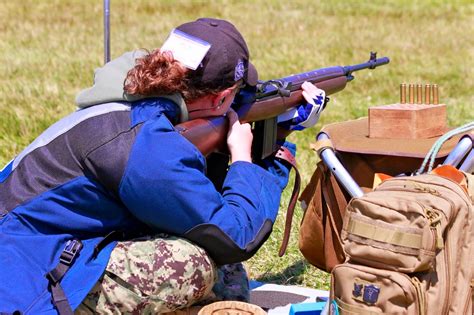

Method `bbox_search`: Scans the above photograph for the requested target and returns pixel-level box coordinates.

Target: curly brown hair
[124,49,232,102]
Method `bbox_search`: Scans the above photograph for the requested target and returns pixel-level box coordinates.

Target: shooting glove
[277,84,327,131]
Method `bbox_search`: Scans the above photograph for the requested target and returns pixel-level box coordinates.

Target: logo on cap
[234,59,245,81]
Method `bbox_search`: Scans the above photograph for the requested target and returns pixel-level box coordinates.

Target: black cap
[176,18,258,87]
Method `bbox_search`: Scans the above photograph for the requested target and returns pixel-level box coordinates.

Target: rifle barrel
[256,56,390,100]
[343,56,390,75]
[281,66,346,91]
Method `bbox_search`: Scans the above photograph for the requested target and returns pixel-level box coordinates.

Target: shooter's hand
[277,81,327,131]
[226,109,253,163]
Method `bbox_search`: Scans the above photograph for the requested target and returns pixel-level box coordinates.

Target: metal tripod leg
[442,136,473,168]
[316,132,364,198]
[459,149,474,173]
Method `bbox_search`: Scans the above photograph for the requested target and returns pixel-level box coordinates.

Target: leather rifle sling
[275,146,301,257]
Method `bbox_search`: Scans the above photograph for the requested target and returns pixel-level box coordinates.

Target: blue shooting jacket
[0,97,293,314]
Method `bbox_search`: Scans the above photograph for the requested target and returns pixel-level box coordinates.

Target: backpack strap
[471,279,474,315]
[465,171,474,315]
[275,146,301,257]
[45,239,83,315]
[463,171,474,203]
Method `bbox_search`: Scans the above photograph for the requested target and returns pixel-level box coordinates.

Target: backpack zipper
[336,264,428,314]
[410,276,426,315]
[383,177,471,210]
[424,207,444,250]
[441,237,451,315]
[375,184,455,224]
[463,281,474,315]
[423,207,451,315]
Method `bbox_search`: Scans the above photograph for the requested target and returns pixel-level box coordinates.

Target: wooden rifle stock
[176,76,348,157]
[176,53,390,157]
[241,76,347,122]
[175,116,229,156]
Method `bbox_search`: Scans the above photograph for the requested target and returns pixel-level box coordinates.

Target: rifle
[175,52,390,160]
[177,52,390,256]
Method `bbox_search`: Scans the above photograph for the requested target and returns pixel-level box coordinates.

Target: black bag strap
[93,230,150,258]
[45,239,83,315]
[93,230,126,258]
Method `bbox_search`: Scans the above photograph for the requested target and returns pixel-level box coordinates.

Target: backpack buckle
[59,239,83,266]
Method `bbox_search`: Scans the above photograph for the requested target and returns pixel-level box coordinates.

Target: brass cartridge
[432,84,439,105]
[400,83,407,104]
[416,84,423,104]
[408,84,415,104]
[425,84,431,104]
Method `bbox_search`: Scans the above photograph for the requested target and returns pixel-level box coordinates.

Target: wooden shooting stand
[368,83,447,139]
[319,117,462,190]
[368,103,447,139]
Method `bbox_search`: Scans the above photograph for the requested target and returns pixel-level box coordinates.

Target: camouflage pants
[75,235,249,314]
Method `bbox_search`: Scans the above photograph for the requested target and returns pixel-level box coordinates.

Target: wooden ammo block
[368,103,447,139]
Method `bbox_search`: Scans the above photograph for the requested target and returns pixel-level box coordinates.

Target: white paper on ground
[250,281,329,315]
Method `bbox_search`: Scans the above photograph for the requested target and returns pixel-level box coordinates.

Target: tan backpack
[330,172,474,314]
[298,146,441,273]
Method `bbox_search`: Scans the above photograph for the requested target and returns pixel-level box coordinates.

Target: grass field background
[1,0,472,290]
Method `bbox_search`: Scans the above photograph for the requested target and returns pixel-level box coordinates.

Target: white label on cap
[160,29,211,70]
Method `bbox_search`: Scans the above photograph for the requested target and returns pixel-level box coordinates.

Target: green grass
[1,0,473,291]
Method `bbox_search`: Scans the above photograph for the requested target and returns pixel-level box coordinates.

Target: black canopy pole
[104,0,110,64]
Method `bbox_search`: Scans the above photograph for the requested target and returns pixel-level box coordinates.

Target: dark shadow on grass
[254,259,308,285]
